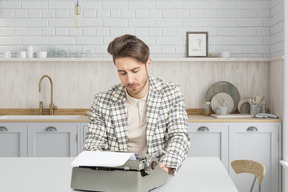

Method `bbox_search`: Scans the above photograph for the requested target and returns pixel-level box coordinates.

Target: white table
[0,157,237,192]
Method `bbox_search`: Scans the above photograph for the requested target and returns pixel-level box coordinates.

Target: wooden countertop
[0,114,281,123]
[188,115,281,123]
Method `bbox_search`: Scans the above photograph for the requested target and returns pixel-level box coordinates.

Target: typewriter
[71,151,170,192]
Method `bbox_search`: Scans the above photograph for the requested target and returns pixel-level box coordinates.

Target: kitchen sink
[0,115,82,120]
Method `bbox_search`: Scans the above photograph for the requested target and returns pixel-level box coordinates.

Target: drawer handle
[45,127,57,132]
[0,127,8,132]
[247,127,258,132]
[197,126,209,132]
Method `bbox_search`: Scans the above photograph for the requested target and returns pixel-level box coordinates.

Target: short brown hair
[107,34,150,64]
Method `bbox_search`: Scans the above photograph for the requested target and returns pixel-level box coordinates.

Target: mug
[19,51,27,58]
[38,51,47,58]
[4,51,11,58]
[221,51,230,58]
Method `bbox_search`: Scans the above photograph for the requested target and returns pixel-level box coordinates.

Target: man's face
[115,57,151,99]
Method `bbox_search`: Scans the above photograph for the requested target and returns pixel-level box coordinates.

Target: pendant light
[74,0,81,29]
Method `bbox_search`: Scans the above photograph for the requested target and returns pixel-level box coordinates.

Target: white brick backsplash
[29,10,41,18]
[129,19,154,27]
[49,2,74,9]
[0,1,21,9]
[0,0,283,58]
[156,19,182,27]
[1,10,14,18]
[129,2,154,9]
[183,2,209,9]
[22,19,48,27]
[22,2,48,9]
[56,28,69,36]
[84,10,97,18]
[103,1,127,9]
[22,37,48,45]
[103,19,127,27]
[15,28,27,36]
[156,2,182,9]
[176,10,189,18]
[156,37,183,45]
[149,10,162,18]
[76,37,102,45]
[238,37,263,45]
[111,10,121,18]
[210,2,235,9]
[135,10,149,18]
[163,10,175,18]
[122,10,134,18]
[0,28,14,36]
[237,19,263,27]
[122,28,134,35]
[28,28,41,36]
[41,28,54,36]
[96,28,109,36]
[135,28,148,36]
[49,19,73,27]
[83,28,95,36]
[56,10,70,18]
[42,10,55,18]
[97,10,110,18]
[49,37,75,45]
[15,10,28,18]
[149,28,161,36]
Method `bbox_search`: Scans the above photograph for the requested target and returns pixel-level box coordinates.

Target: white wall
[0,0,278,58]
[271,0,284,57]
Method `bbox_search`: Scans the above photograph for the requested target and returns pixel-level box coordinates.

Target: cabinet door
[0,124,27,157]
[28,123,78,157]
[188,123,229,171]
[79,123,88,154]
[229,123,280,192]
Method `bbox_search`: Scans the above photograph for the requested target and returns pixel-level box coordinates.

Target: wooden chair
[231,160,266,192]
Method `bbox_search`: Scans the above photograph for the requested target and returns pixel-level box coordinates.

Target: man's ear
[146,58,151,71]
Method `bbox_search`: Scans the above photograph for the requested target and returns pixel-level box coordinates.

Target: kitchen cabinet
[79,123,88,153]
[229,123,280,192]
[187,123,229,170]
[0,123,27,157]
[188,121,281,192]
[28,123,78,157]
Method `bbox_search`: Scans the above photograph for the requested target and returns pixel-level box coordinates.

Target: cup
[4,51,11,58]
[221,51,230,58]
[27,46,33,52]
[18,51,27,58]
[250,104,259,116]
[27,51,33,58]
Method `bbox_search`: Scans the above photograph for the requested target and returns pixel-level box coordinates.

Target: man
[84,34,190,175]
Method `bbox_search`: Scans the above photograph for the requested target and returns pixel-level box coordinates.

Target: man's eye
[120,72,126,75]
[132,70,139,73]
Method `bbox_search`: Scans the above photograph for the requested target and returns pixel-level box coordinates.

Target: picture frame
[186,32,208,57]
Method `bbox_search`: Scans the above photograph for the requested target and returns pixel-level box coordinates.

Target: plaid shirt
[84,76,190,169]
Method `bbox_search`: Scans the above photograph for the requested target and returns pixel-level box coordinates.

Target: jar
[203,101,211,116]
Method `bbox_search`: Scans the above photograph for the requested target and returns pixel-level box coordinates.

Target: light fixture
[74,0,81,29]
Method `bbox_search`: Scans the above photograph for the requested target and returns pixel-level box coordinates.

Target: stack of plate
[206,81,240,114]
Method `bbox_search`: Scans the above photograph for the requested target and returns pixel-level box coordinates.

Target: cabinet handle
[197,126,209,132]
[247,127,258,132]
[0,127,8,132]
[45,127,57,132]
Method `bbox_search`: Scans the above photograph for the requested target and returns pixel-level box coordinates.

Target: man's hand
[159,163,175,176]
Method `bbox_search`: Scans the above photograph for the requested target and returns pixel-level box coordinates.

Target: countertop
[0,114,281,123]
[0,157,237,192]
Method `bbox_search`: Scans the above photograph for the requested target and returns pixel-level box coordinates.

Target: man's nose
[127,73,134,84]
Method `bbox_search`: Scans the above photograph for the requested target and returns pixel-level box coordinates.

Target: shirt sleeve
[84,94,109,151]
[159,85,191,170]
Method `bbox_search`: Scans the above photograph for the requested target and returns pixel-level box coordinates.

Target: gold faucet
[39,75,57,115]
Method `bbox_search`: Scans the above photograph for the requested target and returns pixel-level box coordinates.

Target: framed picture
[186,32,208,57]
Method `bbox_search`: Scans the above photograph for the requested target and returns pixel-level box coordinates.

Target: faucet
[39,75,57,115]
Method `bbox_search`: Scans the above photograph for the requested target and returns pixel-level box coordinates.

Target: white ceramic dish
[237,97,250,114]
[210,92,234,114]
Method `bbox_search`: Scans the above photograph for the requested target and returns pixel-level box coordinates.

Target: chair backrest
[231,160,266,185]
